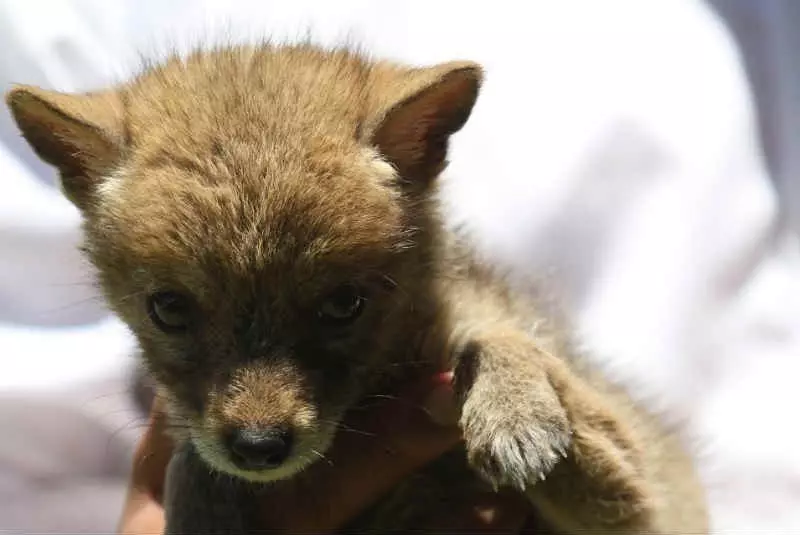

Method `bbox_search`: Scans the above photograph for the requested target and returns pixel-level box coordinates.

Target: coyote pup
[7,43,708,533]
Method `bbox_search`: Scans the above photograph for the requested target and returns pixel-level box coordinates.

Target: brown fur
[6,41,708,533]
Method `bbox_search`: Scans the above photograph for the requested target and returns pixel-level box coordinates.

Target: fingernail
[423,377,460,427]
[433,371,455,385]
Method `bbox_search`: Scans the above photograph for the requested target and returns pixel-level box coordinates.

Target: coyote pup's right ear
[371,62,482,187]
[6,85,124,211]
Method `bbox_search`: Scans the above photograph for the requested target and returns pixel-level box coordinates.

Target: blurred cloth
[0,378,139,533]
[1,0,800,532]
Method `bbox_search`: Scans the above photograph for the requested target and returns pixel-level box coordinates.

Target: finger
[423,490,531,532]
[117,496,166,535]
[129,396,174,503]
[258,372,462,531]
[118,397,172,534]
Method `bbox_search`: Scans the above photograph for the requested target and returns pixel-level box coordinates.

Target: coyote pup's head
[6,44,481,481]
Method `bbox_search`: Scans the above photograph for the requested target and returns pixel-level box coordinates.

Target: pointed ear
[5,85,124,211]
[371,62,482,188]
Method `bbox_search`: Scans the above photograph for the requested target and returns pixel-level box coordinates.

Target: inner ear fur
[5,85,124,210]
[370,62,483,187]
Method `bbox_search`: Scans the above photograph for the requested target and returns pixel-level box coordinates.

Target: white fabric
[1,0,799,531]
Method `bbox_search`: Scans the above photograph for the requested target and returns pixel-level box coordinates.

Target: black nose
[228,427,293,470]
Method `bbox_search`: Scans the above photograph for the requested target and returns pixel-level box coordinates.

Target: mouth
[189,421,338,483]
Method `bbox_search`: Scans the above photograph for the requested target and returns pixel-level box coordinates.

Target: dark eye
[147,291,194,332]
[317,284,365,327]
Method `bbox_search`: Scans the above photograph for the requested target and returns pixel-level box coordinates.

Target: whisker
[351,396,428,416]
[47,280,99,289]
[92,407,147,421]
[38,296,107,316]
[319,418,377,438]
[79,389,138,408]
[361,393,400,401]
[116,290,149,304]
[336,424,376,438]
[310,448,334,467]
[105,418,151,455]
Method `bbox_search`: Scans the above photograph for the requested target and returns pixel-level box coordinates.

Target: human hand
[118,372,535,534]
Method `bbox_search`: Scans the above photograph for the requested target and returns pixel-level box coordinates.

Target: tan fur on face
[194,361,338,482]
[216,364,317,431]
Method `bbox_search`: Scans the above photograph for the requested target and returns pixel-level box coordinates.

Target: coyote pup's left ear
[6,85,124,211]
[371,62,482,187]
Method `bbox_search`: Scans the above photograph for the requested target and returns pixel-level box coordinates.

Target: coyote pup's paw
[456,339,572,491]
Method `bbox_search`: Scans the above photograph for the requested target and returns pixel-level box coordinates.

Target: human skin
[118,372,537,534]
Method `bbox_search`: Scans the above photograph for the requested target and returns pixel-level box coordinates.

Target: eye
[147,291,194,333]
[317,284,365,327]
